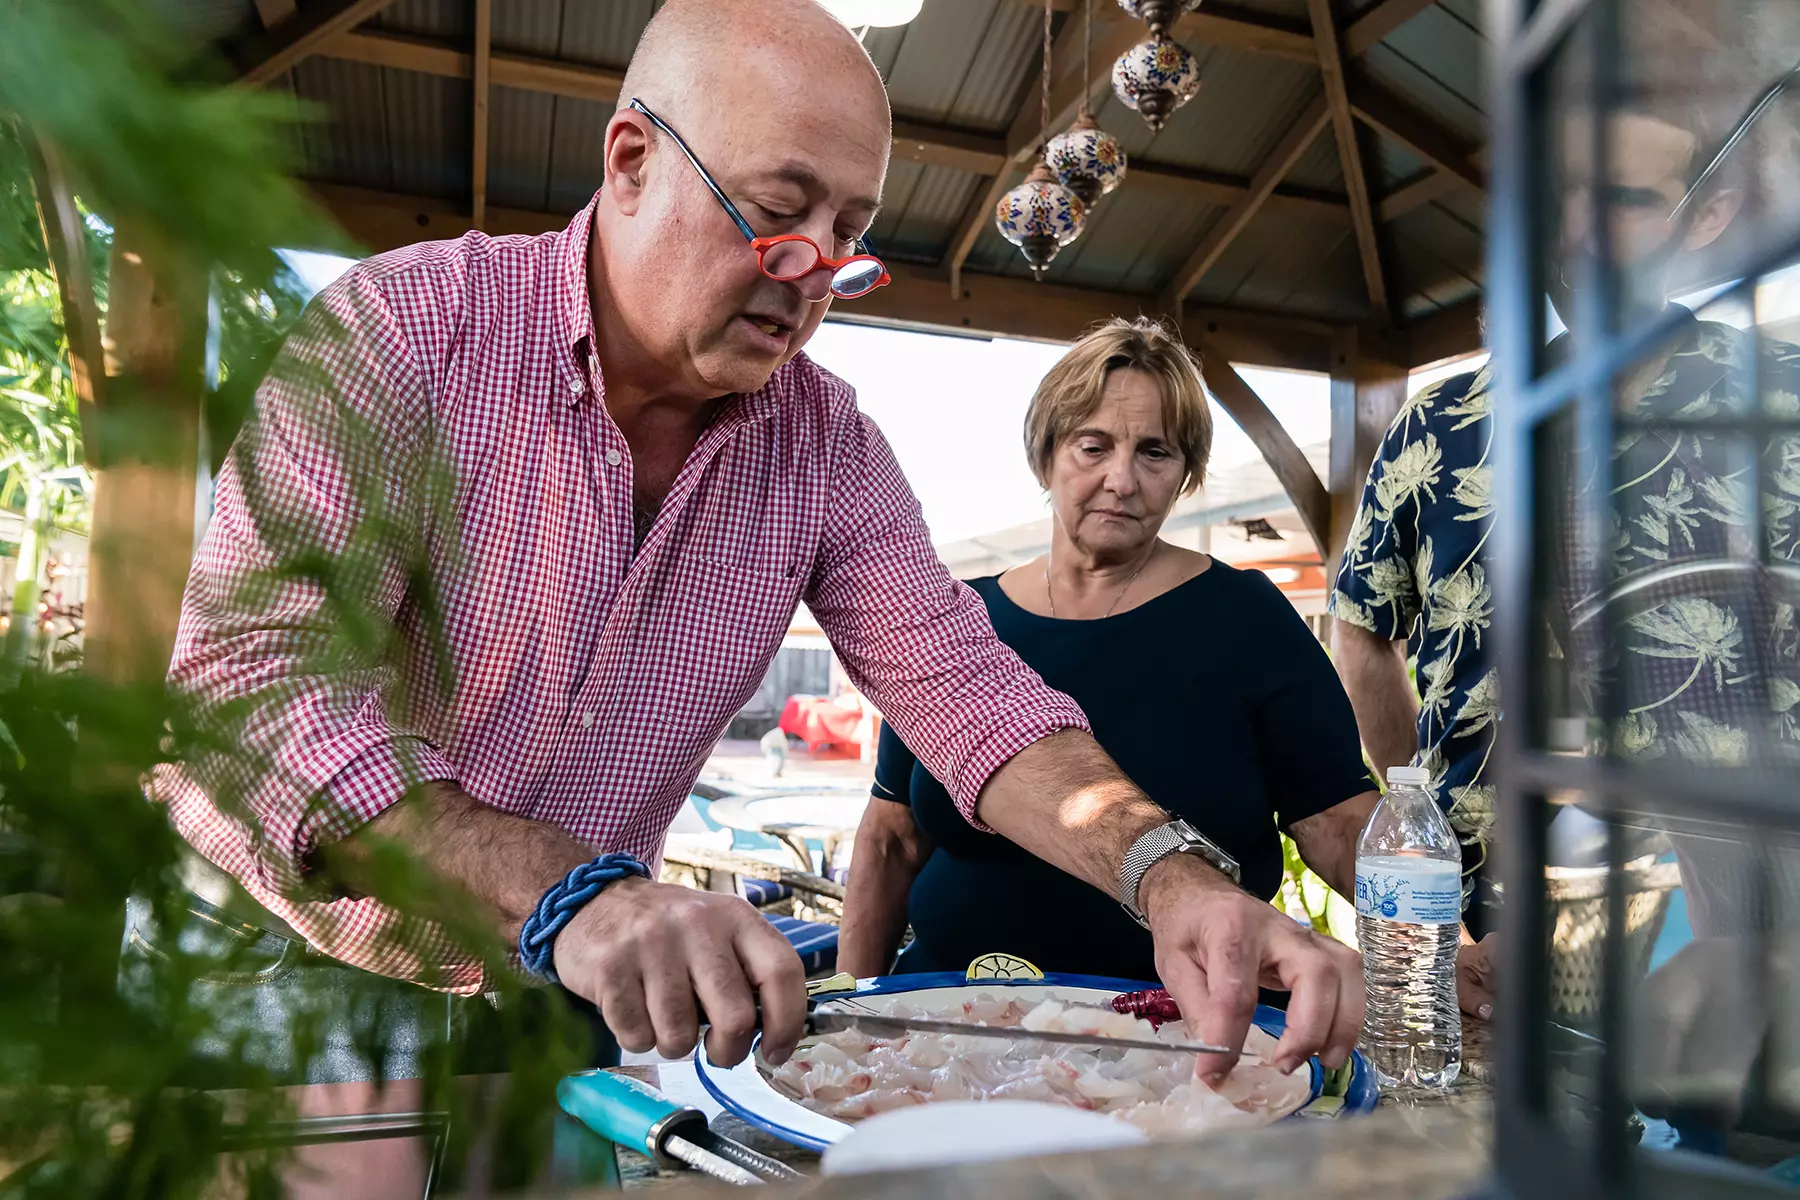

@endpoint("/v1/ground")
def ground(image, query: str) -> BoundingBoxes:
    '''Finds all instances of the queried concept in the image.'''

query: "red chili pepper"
[1110,988,1182,1028]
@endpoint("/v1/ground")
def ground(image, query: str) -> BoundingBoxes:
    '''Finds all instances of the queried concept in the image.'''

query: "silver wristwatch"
[1117,819,1241,928]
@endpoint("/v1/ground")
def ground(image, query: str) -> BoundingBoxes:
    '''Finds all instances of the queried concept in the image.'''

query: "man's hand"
[1458,932,1497,1020]
[1141,853,1363,1084]
[552,877,807,1068]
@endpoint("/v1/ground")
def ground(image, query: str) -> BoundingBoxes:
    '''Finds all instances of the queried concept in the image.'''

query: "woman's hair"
[1023,316,1214,497]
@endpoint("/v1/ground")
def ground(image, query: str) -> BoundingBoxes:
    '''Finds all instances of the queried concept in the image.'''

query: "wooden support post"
[86,225,209,685]
[1326,322,1409,580]
[471,0,491,231]
[1197,350,1333,558]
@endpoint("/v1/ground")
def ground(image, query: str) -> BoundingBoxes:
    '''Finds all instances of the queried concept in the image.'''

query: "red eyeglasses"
[629,98,891,300]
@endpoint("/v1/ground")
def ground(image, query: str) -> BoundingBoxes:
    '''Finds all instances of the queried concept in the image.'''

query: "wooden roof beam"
[252,0,297,29]
[1308,0,1387,316]
[322,31,1352,228]
[1197,354,1333,555]
[1158,96,1329,311]
[471,0,491,230]
[1348,76,1485,194]
[1342,0,1440,56]
[305,183,1344,372]
[232,0,399,86]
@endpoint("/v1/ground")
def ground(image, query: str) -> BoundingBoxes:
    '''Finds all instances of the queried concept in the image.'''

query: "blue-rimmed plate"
[695,964,1377,1153]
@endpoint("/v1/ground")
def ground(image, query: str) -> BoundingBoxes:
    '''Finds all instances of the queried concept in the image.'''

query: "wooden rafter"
[321,30,1353,231]
[1348,76,1485,193]
[24,137,104,465]
[471,0,491,230]
[945,5,1144,299]
[1308,0,1386,315]
[1158,96,1328,312]
[1197,353,1333,555]
[305,183,1346,373]
[251,0,297,29]
[232,0,399,86]
[1405,295,1484,368]
[1342,0,1440,56]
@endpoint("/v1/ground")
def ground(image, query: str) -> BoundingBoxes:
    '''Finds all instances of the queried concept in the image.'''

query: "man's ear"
[604,112,654,217]
[1683,185,1745,251]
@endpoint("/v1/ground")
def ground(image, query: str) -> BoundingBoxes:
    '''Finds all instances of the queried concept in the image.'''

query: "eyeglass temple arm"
[1669,55,1800,223]
[626,98,759,244]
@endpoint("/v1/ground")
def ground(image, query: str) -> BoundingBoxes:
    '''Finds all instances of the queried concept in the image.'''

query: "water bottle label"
[1354,858,1461,925]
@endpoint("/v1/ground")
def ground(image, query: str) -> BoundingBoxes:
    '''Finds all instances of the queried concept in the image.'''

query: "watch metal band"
[1117,819,1241,928]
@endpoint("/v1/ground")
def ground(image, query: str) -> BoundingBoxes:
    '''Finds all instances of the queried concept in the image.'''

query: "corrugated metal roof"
[376,0,467,41]
[870,163,985,263]
[1358,2,1487,142]
[1120,47,1321,177]
[1283,123,1346,193]
[385,67,471,200]
[556,0,659,69]
[884,1,1048,130]
[1365,133,1429,192]
[491,0,563,57]
[488,84,554,211]
[545,95,615,214]
[267,0,1490,332]
[291,58,393,190]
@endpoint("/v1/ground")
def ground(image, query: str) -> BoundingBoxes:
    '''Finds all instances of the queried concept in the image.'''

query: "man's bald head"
[589,0,895,403]
[619,0,890,143]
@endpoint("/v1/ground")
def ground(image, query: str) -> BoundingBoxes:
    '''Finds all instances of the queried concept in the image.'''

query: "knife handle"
[556,1070,708,1168]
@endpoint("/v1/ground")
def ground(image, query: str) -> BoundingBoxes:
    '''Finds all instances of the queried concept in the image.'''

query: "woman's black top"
[871,562,1375,982]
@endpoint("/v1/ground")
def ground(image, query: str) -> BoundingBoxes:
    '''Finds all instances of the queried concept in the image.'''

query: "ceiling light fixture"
[815,0,924,29]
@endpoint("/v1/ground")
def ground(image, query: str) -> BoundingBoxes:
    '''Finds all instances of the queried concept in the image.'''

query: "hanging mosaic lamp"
[1112,33,1201,132]
[995,160,1088,279]
[1115,0,1204,34]
[1046,111,1127,207]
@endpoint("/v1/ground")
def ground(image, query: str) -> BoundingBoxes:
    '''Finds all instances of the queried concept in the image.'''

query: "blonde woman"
[838,318,1383,987]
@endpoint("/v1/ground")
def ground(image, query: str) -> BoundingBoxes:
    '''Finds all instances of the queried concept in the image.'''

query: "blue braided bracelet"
[518,852,651,984]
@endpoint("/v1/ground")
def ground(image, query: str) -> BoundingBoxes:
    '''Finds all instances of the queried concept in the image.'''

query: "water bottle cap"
[1386,765,1431,788]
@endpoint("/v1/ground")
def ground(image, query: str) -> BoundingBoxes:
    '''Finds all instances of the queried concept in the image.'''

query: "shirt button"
[605,449,623,467]
[566,376,582,395]
[581,711,594,728]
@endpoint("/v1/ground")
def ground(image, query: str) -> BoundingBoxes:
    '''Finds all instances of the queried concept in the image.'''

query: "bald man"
[150,0,1360,1083]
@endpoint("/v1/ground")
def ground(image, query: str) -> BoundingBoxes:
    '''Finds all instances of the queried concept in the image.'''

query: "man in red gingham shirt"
[153,0,1361,1078]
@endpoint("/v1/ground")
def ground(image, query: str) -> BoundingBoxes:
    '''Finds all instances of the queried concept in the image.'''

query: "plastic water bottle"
[1354,764,1463,1090]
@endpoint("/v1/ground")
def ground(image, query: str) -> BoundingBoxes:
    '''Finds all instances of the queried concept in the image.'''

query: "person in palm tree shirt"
[1328,361,1503,943]
[1331,9,1800,958]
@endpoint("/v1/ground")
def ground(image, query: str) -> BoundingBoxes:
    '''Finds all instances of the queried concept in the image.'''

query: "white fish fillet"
[767,995,1314,1138]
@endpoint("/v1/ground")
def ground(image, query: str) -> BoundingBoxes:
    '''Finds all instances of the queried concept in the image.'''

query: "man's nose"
[791,265,834,304]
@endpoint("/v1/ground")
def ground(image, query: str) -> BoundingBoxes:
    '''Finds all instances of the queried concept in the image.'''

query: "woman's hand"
[835,797,933,979]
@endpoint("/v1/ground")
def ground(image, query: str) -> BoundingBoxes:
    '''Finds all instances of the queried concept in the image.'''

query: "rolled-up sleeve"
[153,269,457,897]
[805,411,1089,830]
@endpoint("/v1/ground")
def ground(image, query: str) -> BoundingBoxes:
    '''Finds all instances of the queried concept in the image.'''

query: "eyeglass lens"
[760,240,883,298]
[830,259,884,298]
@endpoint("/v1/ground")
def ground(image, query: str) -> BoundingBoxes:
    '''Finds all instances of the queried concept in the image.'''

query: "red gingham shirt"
[151,199,1088,991]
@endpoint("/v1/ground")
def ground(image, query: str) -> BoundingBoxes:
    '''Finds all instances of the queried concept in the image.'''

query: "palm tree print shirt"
[1332,316,1800,927]
[1329,362,1498,852]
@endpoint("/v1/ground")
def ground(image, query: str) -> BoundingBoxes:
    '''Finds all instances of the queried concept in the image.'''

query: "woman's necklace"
[1045,547,1155,619]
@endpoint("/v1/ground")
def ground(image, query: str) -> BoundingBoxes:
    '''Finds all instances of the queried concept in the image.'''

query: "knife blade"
[808,1009,1239,1058]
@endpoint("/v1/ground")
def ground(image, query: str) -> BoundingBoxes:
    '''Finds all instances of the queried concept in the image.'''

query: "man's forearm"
[338,782,594,943]
[974,729,1231,899]
[1330,620,1419,776]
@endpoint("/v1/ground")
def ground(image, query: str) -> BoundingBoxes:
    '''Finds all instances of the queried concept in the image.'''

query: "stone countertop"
[605,1018,1496,1196]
